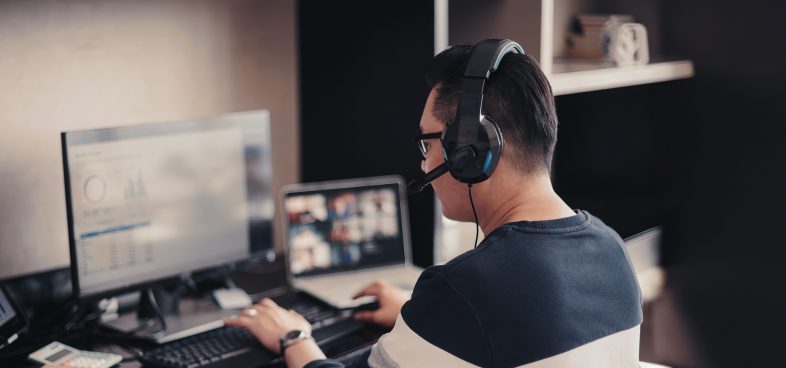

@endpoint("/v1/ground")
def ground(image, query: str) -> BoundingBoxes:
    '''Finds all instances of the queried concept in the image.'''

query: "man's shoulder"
[436,211,622,276]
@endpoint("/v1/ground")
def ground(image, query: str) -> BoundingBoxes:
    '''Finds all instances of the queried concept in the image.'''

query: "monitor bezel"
[279,175,413,282]
[0,283,28,349]
[62,110,275,302]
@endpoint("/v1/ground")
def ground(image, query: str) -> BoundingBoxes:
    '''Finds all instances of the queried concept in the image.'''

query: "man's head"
[418,44,558,221]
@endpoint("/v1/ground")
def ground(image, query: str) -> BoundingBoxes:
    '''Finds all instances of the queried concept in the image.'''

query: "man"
[226,41,642,367]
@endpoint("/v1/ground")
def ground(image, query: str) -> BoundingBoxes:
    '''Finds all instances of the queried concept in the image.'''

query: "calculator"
[28,341,122,368]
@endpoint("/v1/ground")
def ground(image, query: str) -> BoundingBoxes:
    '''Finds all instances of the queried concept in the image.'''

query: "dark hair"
[426,45,558,174]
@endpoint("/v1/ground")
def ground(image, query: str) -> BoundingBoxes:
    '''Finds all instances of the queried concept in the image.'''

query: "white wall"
[0,0,299,278]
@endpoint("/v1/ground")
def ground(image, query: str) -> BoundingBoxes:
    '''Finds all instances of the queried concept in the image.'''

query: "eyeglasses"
[414,132,442,160]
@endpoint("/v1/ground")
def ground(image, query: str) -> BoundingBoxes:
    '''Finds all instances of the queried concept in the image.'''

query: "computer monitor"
[62,110,274,300]
[281,176,411,278]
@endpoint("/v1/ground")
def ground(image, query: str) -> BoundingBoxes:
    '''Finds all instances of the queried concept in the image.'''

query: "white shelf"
[550,59,695,96]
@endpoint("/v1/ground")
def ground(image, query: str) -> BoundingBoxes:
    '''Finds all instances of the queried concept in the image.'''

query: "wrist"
[283,339,326,368]
[279,329,313,355]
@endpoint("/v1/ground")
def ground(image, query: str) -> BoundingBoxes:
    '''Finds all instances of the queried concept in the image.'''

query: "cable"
[468,184,479,248]
[141,289,168,339]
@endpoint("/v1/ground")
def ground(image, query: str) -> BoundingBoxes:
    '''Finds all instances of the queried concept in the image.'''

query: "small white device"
[212,288,253,310]
[28,341,122,368]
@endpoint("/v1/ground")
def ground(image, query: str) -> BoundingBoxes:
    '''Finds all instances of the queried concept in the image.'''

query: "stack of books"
[565,14,633,59]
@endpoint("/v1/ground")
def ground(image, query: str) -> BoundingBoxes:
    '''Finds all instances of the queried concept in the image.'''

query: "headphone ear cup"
[477,116,504,178]
[442,115,504,184]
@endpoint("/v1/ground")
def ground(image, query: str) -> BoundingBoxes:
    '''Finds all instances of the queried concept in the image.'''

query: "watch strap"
[279,330,313,355]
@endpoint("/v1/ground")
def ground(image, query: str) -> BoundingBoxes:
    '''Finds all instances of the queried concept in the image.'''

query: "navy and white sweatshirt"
[306,210,642,367]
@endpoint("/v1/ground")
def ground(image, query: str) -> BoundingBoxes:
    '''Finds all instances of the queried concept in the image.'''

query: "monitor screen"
[282,177,409,278]
[62,110,274,299]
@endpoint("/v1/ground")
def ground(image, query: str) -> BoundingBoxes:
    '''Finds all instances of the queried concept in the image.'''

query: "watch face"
[284,330,303,340]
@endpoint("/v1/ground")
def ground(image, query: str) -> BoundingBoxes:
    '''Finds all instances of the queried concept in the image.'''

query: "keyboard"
[141,327,268,368]
[141,294,362,368]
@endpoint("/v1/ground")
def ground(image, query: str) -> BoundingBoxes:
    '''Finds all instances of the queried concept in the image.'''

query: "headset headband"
[454,39,524,149]
[464,39,525,79]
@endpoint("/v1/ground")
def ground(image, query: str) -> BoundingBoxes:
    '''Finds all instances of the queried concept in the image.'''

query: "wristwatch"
[279,329,313,354]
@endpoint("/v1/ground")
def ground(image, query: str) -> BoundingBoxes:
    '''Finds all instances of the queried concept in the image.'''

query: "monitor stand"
[102,287,238,344]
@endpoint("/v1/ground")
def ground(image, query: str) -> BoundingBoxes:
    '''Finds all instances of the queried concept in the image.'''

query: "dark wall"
[298,1,436,266]
[649,2,786,367]
[548,3,786,366]
[554,86,667,240]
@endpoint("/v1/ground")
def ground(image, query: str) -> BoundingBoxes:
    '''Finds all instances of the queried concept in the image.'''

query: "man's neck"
[476,173,575,236]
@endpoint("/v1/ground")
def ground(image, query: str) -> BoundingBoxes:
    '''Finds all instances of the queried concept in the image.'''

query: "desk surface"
[0,260,386,367]
[1,324,385,367]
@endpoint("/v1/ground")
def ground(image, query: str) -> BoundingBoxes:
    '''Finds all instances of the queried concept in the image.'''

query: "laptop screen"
[282,177,409,278]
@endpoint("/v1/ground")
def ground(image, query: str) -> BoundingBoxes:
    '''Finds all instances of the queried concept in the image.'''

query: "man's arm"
[284,339,328,368]
[224,283,406,368]
[351,280,409,328]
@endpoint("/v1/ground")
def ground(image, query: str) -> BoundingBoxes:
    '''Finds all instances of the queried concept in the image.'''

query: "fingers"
[352,284,372,299]
[225,298,304,327]
[225,300,275,328]
[245,298,280,313]
[353,280,385,299]
[224,314,254,328]
[353,311,376,322]
[223,315,241,327]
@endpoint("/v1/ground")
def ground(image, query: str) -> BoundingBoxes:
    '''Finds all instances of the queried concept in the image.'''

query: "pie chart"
[83,175,107,203]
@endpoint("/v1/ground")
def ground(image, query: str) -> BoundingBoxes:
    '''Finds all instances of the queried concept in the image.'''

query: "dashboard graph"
[67,126,251,296]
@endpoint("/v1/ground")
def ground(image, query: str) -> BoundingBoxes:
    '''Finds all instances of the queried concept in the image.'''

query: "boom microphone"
[407,162,449,195]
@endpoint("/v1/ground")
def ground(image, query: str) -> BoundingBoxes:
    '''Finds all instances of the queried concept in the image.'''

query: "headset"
[408,38,525,194]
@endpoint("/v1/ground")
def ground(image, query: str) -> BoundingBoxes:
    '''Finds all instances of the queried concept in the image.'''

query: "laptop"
[281,176,423,308]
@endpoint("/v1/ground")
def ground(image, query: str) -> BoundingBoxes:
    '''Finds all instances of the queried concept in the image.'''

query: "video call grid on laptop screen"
[283,182,407,278]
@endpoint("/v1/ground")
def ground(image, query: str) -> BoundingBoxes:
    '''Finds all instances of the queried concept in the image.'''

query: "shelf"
[550,59,695,96]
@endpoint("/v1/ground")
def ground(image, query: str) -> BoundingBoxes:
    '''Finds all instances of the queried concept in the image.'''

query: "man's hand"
[224,298,311,354]
[352,280,409,328]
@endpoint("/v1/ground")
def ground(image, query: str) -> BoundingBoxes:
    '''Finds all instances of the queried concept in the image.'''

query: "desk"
[0,260,387,367]
[1,324,386,367]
